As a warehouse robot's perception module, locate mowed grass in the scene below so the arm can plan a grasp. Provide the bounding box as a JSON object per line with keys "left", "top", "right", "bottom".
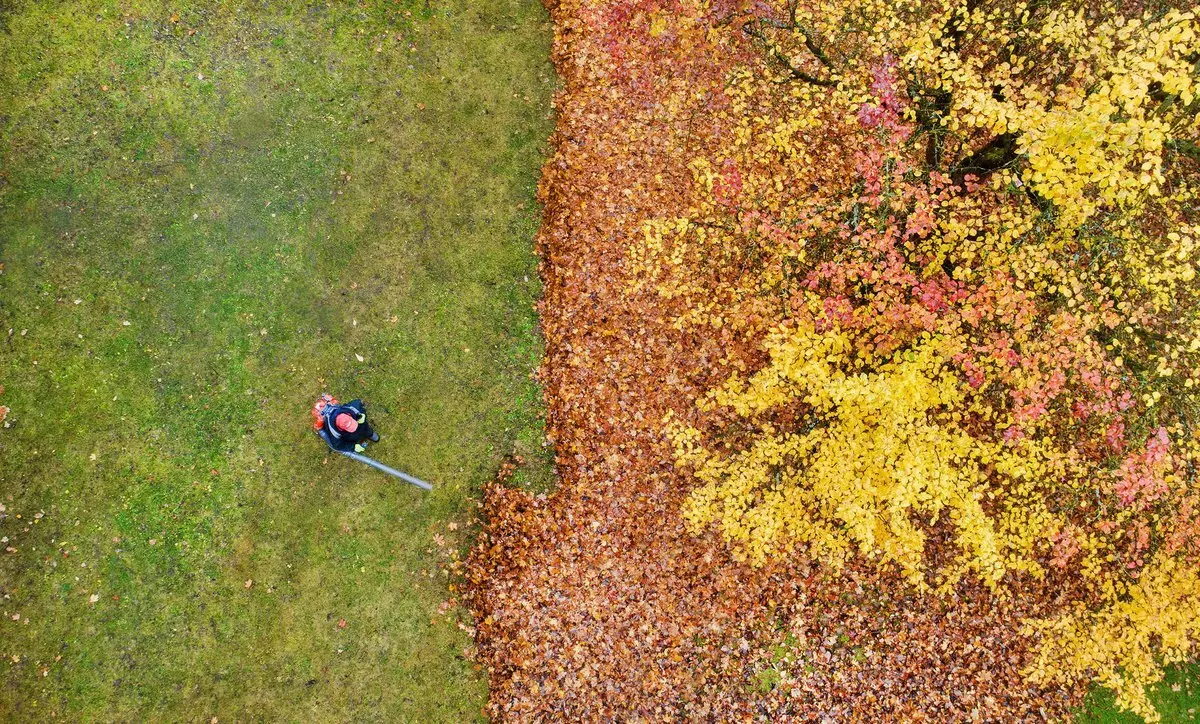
{"left": 1080, "top": 664, "right": 1200, "bottom": 723}
{"left": 0, "top": 0, "right": 554, "bottom": 719}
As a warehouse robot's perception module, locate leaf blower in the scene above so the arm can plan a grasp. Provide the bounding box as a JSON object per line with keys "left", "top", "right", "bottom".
{"left": 311, "top": 393, "right": 432, "bottom": 491}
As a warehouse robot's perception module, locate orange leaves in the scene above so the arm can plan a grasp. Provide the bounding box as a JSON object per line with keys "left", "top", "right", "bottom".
{"left": 465, "top": 0, "right": 1199, "bottom": 719}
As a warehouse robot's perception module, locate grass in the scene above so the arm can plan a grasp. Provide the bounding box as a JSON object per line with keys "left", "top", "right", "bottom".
{"left": 0, "top": 0, "right": 554, "bottom": 718}
{"left": 1080, "top": 664, "right": 1200, "bottom": 723}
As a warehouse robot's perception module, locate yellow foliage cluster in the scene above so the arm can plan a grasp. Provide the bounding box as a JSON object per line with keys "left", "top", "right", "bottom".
{"left": 914, "top": 7, "right": 1199, "bottom": 229}
{"left": 1129, "top": 222, "right": 1200, "bottom": 314}
{"left": 675, "top": 322, "right": 1019, "bottom": 588}
{"left": 1026, "top": 551, "right": 1200, "bottom": 722}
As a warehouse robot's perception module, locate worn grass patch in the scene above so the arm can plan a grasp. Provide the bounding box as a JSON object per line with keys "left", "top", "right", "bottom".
{"left": 0, "top": 0, "right": 554, "bottom": 718}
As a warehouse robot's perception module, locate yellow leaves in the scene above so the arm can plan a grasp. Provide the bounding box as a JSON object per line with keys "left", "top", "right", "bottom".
{"left": 648, "top": 11, "right": 669, "bottom": 39}
{"left": 1123, "top": 223, "right": 1200, "bottom": 313}
{"left": 909, "top": 6, "right": 1198, "bottom": 233}
{"left": 1025, "top": 551, "right": 1200, "bottom": 722}
{"left": 674, "top": 322, "right": 1019, "bottom": 589}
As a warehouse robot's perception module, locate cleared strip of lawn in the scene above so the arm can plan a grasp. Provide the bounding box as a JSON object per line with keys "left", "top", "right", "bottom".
{"left": 0, "top": 0, "right": 554, "bottom": 718}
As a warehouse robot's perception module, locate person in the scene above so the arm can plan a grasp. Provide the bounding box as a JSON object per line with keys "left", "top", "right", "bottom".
{"left": 312, "top": 394, "right": 380, "bottom": 453}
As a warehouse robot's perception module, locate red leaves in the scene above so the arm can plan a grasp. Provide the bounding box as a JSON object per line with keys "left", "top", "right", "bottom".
{"left": 712, "top": 160, "right": 743, "bottom": 209}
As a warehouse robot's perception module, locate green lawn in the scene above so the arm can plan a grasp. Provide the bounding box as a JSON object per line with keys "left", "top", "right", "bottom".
{"left": 0, "top": 0, "right": 554, "bottom": 719}
{"left": 1080, "top": 664, "right": 1200, "bottom": 723}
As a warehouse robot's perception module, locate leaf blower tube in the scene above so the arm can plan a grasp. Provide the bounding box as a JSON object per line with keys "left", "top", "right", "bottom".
{"left": 338, "top": 449, "right": 433, "bottom": 491}
{"left": 312, "top": 393, "right": 432, "bottom": 492}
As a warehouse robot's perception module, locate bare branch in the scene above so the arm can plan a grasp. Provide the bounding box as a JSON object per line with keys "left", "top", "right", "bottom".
{"left": 743, "top": 19, "right": 837, "bottom": 88}
{"left": 1168, "top": 138, "right": 1200, "bottom": 162}
{"left": 951, "top": 133, "right": 1019, "bottom": 184}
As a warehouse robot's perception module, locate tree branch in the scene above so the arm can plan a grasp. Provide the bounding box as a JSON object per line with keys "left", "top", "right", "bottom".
{"left": 918, "top": 0, "right": 980, "bottom": 170}
{"left": 951, "top": 132, "right": 1019, "bottom": 184}
{"left": 743, "top": 19, "right": 837, "bottom": 88}
{"left": 1168, "top": 138, "right": 1200, "bottom": 163}
{"left": 757, "top": 1, "right": 835, "bottom": 69}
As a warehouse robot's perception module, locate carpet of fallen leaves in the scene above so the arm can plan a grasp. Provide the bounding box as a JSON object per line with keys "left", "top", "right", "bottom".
{"left": 464, "top": 0, "right": 1081, "bottom": 718}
